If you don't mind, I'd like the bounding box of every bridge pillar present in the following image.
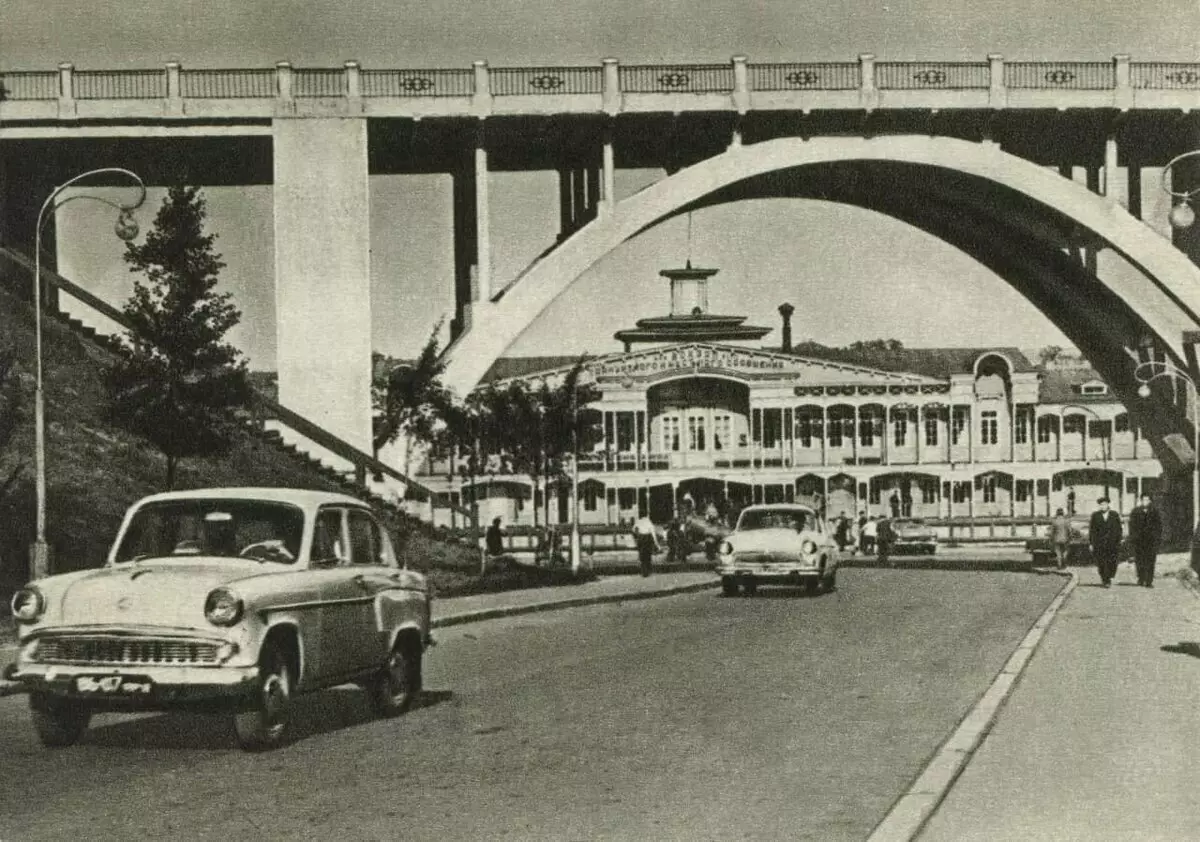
[0,145,60,310]
[450,161,477,340]
[272,117,372,453]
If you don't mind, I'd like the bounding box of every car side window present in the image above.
[312,508,347,566]
[347,510,382,566]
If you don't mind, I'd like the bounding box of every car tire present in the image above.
[824,568,837,592]
[233,642,293,752]
[741,578,757,597]
[368,636,423,718]
[721,576,738,597]
[29,693,91,748]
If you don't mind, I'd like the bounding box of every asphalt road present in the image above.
[0,570,1063,842]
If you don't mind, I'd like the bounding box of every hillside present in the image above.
[0,280,482,598]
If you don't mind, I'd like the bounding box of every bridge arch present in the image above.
[442,135,1200,397]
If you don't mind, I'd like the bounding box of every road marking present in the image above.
[866,570,1077,842]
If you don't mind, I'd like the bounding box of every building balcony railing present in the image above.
[4,55,1198,115]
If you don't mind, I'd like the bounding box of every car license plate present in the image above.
[74,675,154,695]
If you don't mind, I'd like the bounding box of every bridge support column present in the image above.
[601,124,616,217]
[0,146,61,310]
[558,163,601,240]
[451,162,477,340]
[474,124,492,303]
[272,117,372,453]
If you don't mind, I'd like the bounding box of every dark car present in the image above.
[1026,515,1131,565]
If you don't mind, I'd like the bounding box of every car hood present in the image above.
[893,523,933,536]
[729,528,815,552]
[53,559,274,629]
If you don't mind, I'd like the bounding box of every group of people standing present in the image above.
[1049,494,1161,587]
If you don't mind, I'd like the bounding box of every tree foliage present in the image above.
[107,186,250,488]
[372,319,451,456]
[0,345,24,500]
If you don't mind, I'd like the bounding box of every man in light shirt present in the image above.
[631,514,661,577]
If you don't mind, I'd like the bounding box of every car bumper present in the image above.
[717,563,822,581]
[7,661,260,709]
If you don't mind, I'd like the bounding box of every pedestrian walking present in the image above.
[889,491,901,519]
[862,516,878,554]
[1067,486,1076,516]
[834,512,850,552]
[631,514,661,577]
[1089,497,1123,587]
[877,517,895,566]
[1128,493,1162,587]
[485,517,506,563]
[1050,508,1071,570]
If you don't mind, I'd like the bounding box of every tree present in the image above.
[107,186,250,488]
[1038,345,1064,366]
[372,318,451,478]
[538,358,602,522]
[0,346,24,501]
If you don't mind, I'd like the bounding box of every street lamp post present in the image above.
[1135,360,1200,529]
[1162,149,1200,231]
[30,168,146,581]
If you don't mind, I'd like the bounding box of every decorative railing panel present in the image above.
[490,66,602,95]
[0,71,58,100]
[294,69,346,97]
[74,70,166,99]
[877,62,989,90]
[1131,62,1200,89]
[749,63,859,91]
[1004,62,1114,90]
[620,64,735,93]
[180,69,276,98]
[361,68,474,97]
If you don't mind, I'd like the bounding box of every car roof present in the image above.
[133,487,372,510]
[740,503,817,515]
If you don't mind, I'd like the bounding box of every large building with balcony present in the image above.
[418,264,1164,528]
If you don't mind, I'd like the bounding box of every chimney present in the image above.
[778,302,794,352]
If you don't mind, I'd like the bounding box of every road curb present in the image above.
[431,579,721,628]
[866,569,1077,842]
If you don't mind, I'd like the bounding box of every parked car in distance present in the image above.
[1025,515,1092,565]
[888,518,939,555]
[6,488,432,751]
[716,503,839,596]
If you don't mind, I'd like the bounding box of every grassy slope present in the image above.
[0,282,499,599]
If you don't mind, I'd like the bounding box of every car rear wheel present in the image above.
[824,568,838,592]
[233,642,293,751]
[721,576,738,597]
[368,637,422,717]
[741,578,757,597]
[29,693,91,748]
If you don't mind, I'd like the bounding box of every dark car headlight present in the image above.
[719,541,734,556]
[11,587,45,623]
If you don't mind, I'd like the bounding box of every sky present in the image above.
[5,0,1200,369]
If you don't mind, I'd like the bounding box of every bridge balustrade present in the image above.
[7,59,1200,105]
[180,69,277,98]
[73,69,166,99]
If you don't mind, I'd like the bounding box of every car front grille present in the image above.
[734,552,800,565]
[32,635,222,666]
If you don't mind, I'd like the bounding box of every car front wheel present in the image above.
[721,576,738,597]
[368,637,423,717]
[29,693,91,748]
[233,642,293,751]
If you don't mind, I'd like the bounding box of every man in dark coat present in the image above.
[1089,497,1124,588]
[1128,493,1162,587]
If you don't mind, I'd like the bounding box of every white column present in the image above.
[1103,134,1120,202]
[474,124,492,302]
[883,405,890,465]
[916,406,923,464]
[601,122,616,217]
[273,117,372,453]
[820,405,827,466]
[1057,409,1064,461]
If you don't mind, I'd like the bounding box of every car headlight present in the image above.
[801,540,818,555]
[11,587,45,623]
[719,541,734,556]
[204,587,244,626]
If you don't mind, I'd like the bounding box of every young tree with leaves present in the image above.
[107,186,250,488]
[372,318,451,479]
[0,346,24,502]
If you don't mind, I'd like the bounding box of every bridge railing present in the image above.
[6,57,1200,106]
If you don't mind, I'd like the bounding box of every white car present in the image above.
[6,488,432,751]
[716,503,840,596]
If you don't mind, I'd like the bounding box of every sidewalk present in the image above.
[0,571,718,695]
[918,552,1200,841]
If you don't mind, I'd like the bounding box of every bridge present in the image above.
[4,53,1200,527]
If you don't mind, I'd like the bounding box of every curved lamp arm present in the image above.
[34,167,148,252]
[1161,150,1200,229]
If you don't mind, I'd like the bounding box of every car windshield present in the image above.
[113,499,306,564]
[738,509,813,532]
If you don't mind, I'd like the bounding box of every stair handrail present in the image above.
[0,244,469,516]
